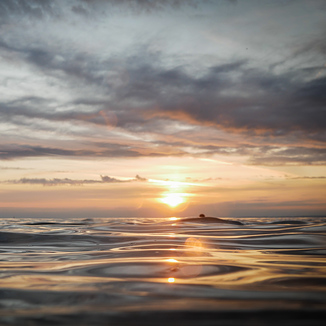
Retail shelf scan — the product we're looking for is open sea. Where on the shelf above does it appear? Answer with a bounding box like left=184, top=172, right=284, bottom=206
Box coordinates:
left=1, top=216, right=326, bottom=325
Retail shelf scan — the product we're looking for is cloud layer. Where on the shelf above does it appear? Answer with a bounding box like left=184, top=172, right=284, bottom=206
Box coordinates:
left=6, top=175, right=148, bottom=186
left=0, top=0, right=325, bottom=166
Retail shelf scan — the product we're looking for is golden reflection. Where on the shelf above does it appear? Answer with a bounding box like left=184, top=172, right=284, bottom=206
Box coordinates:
left=181, top=237, right=206, bottom=277
left=165, top=258, right=178, bottom=263
left=185, top=237, right=204, bottom=253
left=169, top=217, right=179, bottom=221
left=168, top=277, right=175, bottom=283
left=180, top=264, right=202, bottom=277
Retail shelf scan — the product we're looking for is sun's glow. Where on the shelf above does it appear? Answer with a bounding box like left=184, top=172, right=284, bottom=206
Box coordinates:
left=168, top=277, right=175, bottom=283
left=160, top=193, right=185, bottom=207
left=149, top=179, right=200, bottom=187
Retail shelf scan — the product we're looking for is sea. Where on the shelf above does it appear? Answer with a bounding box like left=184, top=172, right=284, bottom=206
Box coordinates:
left=0, top=216, right=326, bottom=326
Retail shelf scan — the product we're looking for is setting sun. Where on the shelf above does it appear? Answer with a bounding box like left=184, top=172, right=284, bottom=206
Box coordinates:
left=160, top=193, right=185, bottom=207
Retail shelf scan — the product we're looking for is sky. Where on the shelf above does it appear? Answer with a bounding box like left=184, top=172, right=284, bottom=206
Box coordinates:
left=0, top=0, right=326, bottom=218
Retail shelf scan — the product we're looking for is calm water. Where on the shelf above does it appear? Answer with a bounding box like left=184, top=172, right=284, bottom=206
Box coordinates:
left=1, top=216, right=326, bottom=325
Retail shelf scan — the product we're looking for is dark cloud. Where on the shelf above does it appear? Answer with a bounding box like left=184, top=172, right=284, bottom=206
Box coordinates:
left=100, top=174, right=147, bottom=183
left=10, top=177, right=94, bottom=186
left=0, top=1, right=325, bottom=167
left=2, top=52, right=325, bottom=137
left=269, top=23, right=326, bottom=71
left=1, top=16, right=325, bottom=140
left=286, top=175, right=326, bottom=180
left=249, top=147, right=326, bottom=166
left=0, top=144, right=148, bottom=160
left=7, top=175, right=148, bottom=186
left=114, top=60, right=326, bottom=136
left=0, top=0, right=209, bottom=21
left=292, top=36, right=326, bottom=60
left=0, top=166, right=30, bottom=170
left=101, top=175, right=148, bottom=183
left=0, top=0, right=55, bottom=21
left=135, top=174, right=148, bottom=182
left=100, top=175, right=123, bottom=183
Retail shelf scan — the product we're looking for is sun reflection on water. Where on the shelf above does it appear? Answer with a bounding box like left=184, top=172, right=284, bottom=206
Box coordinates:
left=185, top=237, right=204, bottom=253
left=165, top=258, right=178, bottom=263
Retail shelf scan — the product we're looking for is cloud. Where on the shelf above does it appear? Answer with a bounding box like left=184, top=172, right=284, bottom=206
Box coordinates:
left=10, top=177, right=93, bottom=186
left=0, top=166, right=30, bottom=170
left=1, top=2, right=325, bottom=138
left=100, top=174, right=147, bottom=182
left=0, top=0, right=325, bottom=167
left=2, top=54, right=325, bottom=136
left=0, top=0, right=55, bottom=21
left=286, top=175, right=326, bottom=180
left=7, top=175, right=148, bottom=186
left=0, top=140, right=325, bottom=167
left=120, top=60, right=326, bottom=135
left=0, top=144, right=150, bottom=160
left=185, top=177, right=224, bottom=182
left=100, top=175, right=123, bottom=183
left=135, top=174, right=148, bottom=182
left=0, top=0, right=209, bottom=21
left=248, top=146, right=326, bottom=166
left=291, top=35, right=326, bottom=60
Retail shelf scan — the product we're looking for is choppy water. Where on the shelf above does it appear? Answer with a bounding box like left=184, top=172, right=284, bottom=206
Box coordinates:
left=1, top=216, right=326, bottom=325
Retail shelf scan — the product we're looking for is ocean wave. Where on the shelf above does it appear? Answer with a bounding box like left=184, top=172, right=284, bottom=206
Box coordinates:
left=0, top=217, right=326, bottom=325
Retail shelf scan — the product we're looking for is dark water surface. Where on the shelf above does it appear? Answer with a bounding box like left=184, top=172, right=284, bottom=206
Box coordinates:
left=1, top=216, right=326, bottom=325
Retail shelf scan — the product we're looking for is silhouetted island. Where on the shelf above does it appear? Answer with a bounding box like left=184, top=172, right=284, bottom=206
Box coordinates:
left=181, top=214, right=243, bottom=225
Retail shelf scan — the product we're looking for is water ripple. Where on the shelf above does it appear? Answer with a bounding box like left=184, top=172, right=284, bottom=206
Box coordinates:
left=0, top=217, right=325, bottom=325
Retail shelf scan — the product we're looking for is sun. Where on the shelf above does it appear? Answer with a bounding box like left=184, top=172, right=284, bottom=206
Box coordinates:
left=160, top=193, right=185, bottom=208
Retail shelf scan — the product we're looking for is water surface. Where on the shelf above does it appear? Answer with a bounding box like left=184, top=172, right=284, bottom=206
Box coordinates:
left=1, top=216, right=326, bottom=325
